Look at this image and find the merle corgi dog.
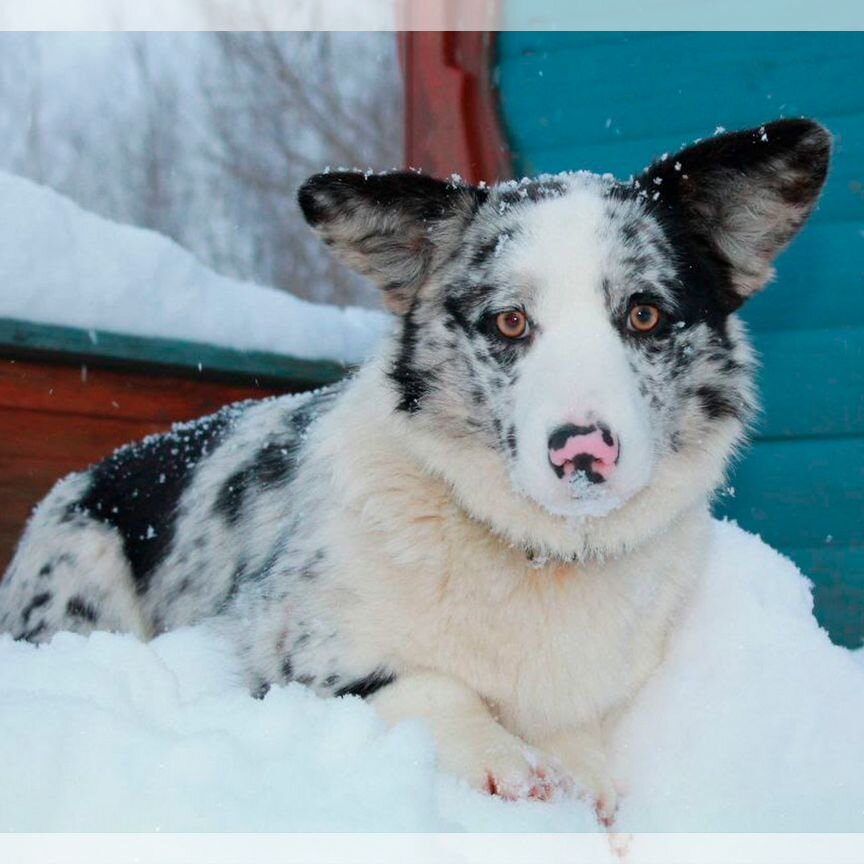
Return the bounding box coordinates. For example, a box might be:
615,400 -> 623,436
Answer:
0,119 -> 830,813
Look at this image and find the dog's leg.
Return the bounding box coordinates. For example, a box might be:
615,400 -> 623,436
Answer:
0,475 -> 150,642
371,671 -> 571,800
536,724 -> 619,822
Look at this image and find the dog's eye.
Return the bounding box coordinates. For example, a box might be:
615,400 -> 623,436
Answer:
495,310 -> 529,340
627,304 -> 662,334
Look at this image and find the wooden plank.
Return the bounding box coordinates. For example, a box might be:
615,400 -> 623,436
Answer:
0,406 -> 167,464
0,409 -> 166,574
0,318 -> 347,388
0,357 -> 289,424
0,457 -> 83,564
752,328 -> 864,439
716,437 -> 864,550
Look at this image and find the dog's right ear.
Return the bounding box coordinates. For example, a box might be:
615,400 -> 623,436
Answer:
298,171 -> 486,314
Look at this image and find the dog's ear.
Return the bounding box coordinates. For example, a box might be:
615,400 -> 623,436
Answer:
641,119 -> 831,309
298,171 -> 486,314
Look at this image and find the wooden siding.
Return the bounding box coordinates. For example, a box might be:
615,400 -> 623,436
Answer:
497,32 -> 864,645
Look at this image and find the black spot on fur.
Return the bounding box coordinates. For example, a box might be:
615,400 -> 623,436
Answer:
621,220 -> 640,242
20,621 -> 46,642
252,442 -> 295,489
296,674 -> 316,686
280,656 -> 294,681
299,565 -> 317,581
66,596 -> 98,623
214,440 -> 297,527
288,389 -> 341,437
390,306 -> 432,413
469,230 -> 513,269
38,563 -> 52,578
72,403 -> 244,595
214,468 -> 249,527
322,674 -> 341,688
697,385 -> 741,420
506,425 -> 518,458
252,681 -> 271,700
21,591 -> 50,625
334,669 -> 397,700
215,562 -> 247,614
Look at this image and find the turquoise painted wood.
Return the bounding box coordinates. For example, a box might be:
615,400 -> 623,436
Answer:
497,32 -> 864,646
0,318 -> 346,387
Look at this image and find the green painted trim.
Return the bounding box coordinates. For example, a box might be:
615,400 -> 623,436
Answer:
0,318 -> 348,387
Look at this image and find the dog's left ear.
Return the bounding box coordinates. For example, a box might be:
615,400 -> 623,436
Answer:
641,118 -> 831,309
298,171 -> 486,314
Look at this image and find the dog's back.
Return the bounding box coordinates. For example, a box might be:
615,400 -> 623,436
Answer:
0,388 -> 338,642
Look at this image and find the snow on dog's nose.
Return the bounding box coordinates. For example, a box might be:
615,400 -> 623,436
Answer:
547,423 -> 620,484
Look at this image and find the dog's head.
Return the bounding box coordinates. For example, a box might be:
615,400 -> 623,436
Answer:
299,120 -> 830,559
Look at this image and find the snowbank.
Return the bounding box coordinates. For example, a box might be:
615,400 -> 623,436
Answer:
0,172 -> 391,366
0,520 -> 862,839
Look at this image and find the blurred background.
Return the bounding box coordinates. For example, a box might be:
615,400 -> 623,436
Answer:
0,32 -> 403,307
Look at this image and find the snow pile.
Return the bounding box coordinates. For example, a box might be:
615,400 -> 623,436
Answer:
1,520 -> 862,837
0,172 -> 391,366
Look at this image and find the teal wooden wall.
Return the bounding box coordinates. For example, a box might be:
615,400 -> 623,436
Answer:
496,32 -> 864,646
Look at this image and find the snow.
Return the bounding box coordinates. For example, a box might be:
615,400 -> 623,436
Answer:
0,171 -> 391,366
1,520 -> 862,839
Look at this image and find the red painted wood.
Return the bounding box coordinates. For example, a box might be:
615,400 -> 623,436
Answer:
0,357 -> 289,424
399,30 -> 513,185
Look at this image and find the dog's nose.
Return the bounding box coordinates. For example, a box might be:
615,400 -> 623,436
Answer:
547,423 -> 620,484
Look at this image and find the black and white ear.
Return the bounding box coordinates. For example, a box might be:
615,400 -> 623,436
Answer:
297,171 -> 486,314
641,119 -> 831,308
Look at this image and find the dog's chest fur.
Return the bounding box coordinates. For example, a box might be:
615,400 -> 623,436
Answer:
258,370 -> 710,741
339,499 -> 706,740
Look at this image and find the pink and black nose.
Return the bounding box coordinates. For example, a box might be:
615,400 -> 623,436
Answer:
547,423 -> 620,484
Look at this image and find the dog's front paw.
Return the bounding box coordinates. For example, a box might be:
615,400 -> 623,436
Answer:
437,725 -> 571,802
538,726 -> 619,823
482,755 -> 569,802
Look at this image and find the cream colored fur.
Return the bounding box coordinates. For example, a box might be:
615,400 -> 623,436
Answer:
260,360 -> 715,808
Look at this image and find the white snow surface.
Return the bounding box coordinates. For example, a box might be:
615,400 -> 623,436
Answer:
0,171 -> 391,366
1,520 -> 862,837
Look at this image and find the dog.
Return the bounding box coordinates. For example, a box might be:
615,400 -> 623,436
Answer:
0,119 -> 830,812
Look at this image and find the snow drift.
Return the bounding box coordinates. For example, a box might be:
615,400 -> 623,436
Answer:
0,171 -> 390,366
1,519 -> 862,839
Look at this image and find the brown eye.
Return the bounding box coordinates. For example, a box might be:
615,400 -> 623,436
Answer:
495,310 -> 529,340
628,304 -> 662,334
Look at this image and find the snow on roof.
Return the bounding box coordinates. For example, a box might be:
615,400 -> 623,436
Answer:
1,519 -> 862,832
0,171 -> 391,366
